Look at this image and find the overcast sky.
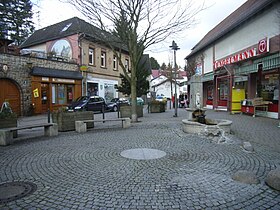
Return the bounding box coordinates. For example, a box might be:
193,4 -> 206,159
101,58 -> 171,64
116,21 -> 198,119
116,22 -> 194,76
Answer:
32,0 -> 247,68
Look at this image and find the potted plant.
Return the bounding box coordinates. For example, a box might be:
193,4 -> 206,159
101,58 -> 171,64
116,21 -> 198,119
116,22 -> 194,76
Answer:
52,107 -> 94,132
149,100 -> 166,113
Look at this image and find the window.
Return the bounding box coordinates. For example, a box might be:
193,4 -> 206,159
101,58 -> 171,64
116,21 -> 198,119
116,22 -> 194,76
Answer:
113,55 -> 118,70
89,48 -> 94,65
125,58 -> 129,70
51,84 -> 74,105
101,51 -> 106,68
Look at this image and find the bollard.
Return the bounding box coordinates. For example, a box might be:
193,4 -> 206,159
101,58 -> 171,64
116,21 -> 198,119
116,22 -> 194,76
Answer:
47,109 -> 50,123
102,104 -> 105,122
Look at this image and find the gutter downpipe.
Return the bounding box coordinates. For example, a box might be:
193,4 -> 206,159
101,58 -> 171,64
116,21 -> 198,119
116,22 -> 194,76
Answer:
79,33 -> 85,95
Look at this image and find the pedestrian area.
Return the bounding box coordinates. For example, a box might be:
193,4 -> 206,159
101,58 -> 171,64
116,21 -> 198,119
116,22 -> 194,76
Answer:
0,108 -> 279,209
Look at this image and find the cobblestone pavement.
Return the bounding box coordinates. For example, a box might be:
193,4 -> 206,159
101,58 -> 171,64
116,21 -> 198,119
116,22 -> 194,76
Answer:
0,108 -> 280,209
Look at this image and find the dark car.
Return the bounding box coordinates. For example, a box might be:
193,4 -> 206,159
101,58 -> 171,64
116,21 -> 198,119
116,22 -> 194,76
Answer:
106,98 -> 130,112
68,96 -> 106,112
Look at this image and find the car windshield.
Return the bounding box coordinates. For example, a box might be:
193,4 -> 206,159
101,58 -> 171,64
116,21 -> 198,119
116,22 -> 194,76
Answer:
75,96 -> 88,102
110,98 -> 118,102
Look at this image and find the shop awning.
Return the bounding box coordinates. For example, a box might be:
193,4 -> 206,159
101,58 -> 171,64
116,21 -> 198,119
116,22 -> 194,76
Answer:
31,67 -> 83,80
235,53 -> 280,75
234,64 -> 258,75
259,53 -> 280,71
202,72 -> 214,82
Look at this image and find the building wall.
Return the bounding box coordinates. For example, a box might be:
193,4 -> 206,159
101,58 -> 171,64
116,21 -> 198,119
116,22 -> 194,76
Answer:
0,53 -> 79,115
203,47 -> 214,74
215,4 -> 279,60
80,39 -> 129,100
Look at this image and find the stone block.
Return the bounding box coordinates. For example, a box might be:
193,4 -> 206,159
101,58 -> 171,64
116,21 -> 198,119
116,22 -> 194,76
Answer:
266,169 -> 280,191
232,170 -> 259,184
0,130 -> 14,146
123,118 -> 131,128
75,121 -> 87,133
243,141 -> 254,152
45,124 -> 58,137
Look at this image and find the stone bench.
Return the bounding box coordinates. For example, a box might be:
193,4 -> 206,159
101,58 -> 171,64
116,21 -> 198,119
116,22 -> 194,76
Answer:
0,123 -> 58,146
75,118 -> 131,133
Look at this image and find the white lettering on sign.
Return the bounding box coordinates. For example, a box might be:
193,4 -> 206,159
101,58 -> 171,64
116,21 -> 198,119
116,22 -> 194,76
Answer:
214,48 -> 257,70
52,78 -> 75,83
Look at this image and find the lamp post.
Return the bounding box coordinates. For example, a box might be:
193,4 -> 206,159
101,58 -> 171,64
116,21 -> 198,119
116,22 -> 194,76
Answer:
170,40 -> 180,117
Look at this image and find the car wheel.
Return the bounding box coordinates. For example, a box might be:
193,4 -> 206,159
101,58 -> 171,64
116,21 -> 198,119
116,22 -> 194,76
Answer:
113,106 -> 118,112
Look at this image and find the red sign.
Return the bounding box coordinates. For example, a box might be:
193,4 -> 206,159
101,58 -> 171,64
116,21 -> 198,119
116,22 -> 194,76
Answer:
258,37 -> 269,54
214,48 -> 257,69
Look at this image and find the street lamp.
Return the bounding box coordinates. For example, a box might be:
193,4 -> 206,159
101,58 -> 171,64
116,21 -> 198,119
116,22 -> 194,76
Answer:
170,40 -> 180,117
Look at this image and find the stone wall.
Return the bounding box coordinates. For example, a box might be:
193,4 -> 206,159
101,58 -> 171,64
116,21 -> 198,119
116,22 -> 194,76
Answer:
0,53 -> 78,116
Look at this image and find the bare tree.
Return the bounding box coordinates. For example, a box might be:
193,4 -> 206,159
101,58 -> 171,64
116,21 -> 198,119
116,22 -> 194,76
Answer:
66,0 -> 205,122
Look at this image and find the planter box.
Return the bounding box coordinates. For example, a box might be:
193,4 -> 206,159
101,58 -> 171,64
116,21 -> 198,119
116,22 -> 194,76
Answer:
0,117 -> 17,137
150,103 -> 166,113
52,111 -> 94,132
120,105 -> 143,118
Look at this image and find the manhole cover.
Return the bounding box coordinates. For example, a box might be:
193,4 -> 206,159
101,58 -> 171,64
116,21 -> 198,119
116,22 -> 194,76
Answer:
121,148 -> 166,160
0,181 -> 37,204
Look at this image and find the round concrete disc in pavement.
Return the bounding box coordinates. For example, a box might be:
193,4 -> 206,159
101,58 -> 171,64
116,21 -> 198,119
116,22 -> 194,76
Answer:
120,148 -> 166,160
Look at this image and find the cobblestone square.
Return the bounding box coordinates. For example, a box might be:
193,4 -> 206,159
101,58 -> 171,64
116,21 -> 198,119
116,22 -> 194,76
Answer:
0,108 -> 280,209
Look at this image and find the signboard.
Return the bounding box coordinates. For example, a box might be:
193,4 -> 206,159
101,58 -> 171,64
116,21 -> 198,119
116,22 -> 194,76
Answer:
214,48 -> 257,69
80,65 -> 88,71
214,38 -> 270,70
33,88 -> 39,98
52,78 -> 75,83
258,37 -> 269,54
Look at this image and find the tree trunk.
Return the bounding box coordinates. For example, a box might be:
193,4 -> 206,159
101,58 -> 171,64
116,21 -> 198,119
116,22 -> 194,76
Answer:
130,66 -> 138,122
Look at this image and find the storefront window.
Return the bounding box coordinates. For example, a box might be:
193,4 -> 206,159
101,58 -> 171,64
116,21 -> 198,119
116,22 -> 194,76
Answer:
51,84 -> 74,105
207,85 -> 213,100
87,83 -> 98,96
104,83 -> 115,102
261,73 -> 279,103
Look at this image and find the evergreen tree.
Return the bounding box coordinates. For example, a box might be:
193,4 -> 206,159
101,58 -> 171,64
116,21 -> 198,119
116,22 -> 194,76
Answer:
150,57 -> 160,69
0,0 -> 34,45
161,62 -> 167,70
116,55 -> 151,97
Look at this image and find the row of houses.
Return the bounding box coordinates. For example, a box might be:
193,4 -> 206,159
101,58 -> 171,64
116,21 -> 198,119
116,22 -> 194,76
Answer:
0,17 -> 148,116
185,0 -> 280,119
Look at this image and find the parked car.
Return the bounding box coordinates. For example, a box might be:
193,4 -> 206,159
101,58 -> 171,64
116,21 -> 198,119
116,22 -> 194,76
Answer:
68,96 -> 106,112
155,95 -> 167,102
128,97 -> 144,106
106,98 -> 130,112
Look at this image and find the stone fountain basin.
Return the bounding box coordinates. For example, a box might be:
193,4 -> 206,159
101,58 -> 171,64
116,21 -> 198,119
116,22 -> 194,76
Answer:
182,118 -> 232,134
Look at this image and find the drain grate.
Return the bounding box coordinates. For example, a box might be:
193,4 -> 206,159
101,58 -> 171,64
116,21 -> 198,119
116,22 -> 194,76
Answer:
0,181 -> 37,204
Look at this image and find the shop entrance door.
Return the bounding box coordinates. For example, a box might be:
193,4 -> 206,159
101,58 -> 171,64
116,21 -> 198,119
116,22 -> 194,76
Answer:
41,83 -> 49,113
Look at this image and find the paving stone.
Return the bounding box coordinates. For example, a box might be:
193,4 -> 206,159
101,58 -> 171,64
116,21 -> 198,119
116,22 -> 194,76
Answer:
0,109 -> 280,209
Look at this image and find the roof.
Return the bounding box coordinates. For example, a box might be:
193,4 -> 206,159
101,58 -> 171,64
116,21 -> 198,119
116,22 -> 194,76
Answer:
32,67 -> 83,80
20,17 -> 127,51
185,0 -> 276,59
